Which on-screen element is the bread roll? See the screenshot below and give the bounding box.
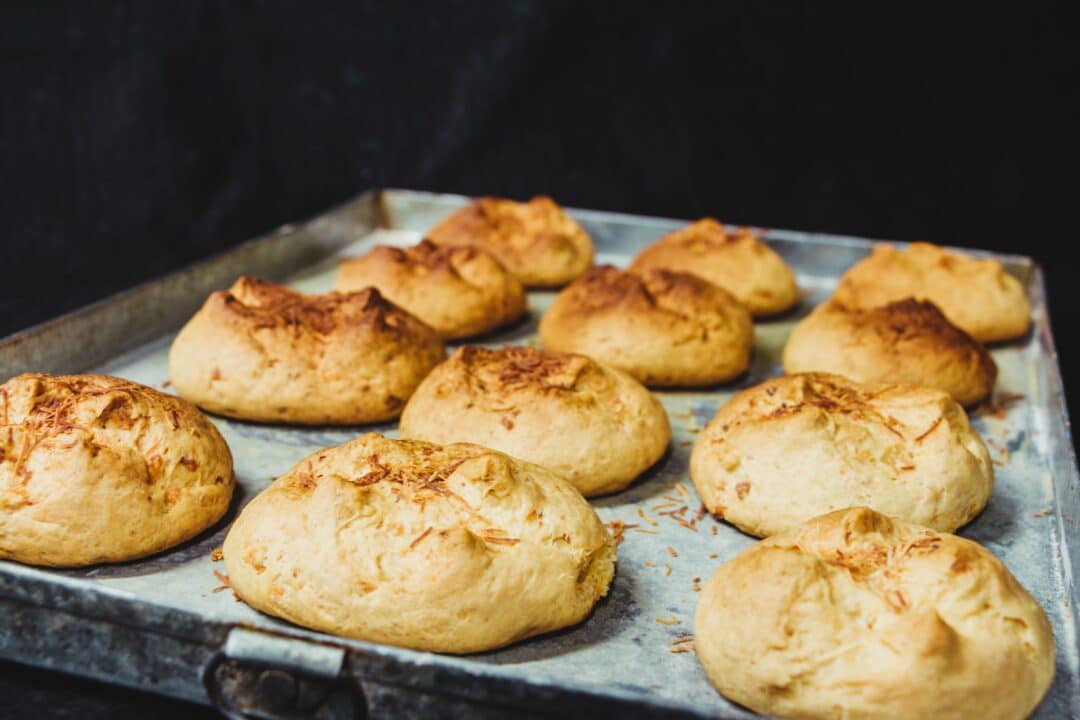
[0,373,234,566]
[833,242,1030,342]
[691,373,993,537]
[400,345,670,496]
[695,507,1055,720]
[334,239,526,340]
[782,299,996,406]
[539,265,753,387]
[630,218,799,316]
[427,196,593,287]
[223,433,615,653]
[169,277,444,424]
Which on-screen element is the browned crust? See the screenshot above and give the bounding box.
[550,265,747,328]
[647,217,760,250]
[0,373,212,444]
[334,240,527,340]
[783,298,997,406]
[832,242,1032,343]
[282,435,482,496]
[629,218,799,316]
[427,196,593,287]
[851,299,998,389]
[539,264,753,386]
[213,276,434,341]
[451,345,594,393]
[341,239,488,275]
[720,372,911,437]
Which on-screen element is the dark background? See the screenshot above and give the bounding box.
[1,2,1076,717]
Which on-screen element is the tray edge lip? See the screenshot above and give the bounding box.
[1026,261,1080,665]
[0,558,720,718]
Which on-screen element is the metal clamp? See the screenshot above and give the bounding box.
[202,628,362,720]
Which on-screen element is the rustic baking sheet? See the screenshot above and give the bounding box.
[1,190,1077,717]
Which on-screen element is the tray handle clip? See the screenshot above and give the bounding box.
[203,627,362,720]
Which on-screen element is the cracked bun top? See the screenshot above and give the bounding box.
[222,433,615,653]
[334,239,526,340]
[399,346,670,496]
[427,196,594,288]
[695,507,1054,720]
[629,218,799,316]
[833,242,1031,343]
[539,265,754,387]
[691,373,993,537]
[168,277,445,425]
[0,373,234,566]
[782,298,997,406]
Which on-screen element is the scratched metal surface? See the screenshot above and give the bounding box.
[1,190,1077,718]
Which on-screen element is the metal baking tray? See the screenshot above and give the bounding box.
[1,189,1077,718]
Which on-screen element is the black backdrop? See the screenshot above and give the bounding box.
[1,2,1077,717]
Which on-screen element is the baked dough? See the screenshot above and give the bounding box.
[0,373,234,567]
[538,265,753,387]
[399,346,670,496]
[629,218,799,316]
[223,433,615,653]
[334,239,526,340]
[169,277,444,425]
[427,196,593,287]
[695,507,1055,720]
[782,299,997,406]
[690,373,992,537]
[833,242,1031,343]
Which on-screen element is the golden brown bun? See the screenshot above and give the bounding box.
[333,239,526,340]
[833,242,1031,343]
[399,346,670,496]
[223,433,614,653]
[427,196,593,288]
[0,373,234,567]
[629,218,799,316]
[695,507,1055,720]
[538,265,753,387]
[782,299,997,406]
[690,373,993,537]
[169,277,444,425]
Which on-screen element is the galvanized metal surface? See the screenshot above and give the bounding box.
[1,189,1078,718]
